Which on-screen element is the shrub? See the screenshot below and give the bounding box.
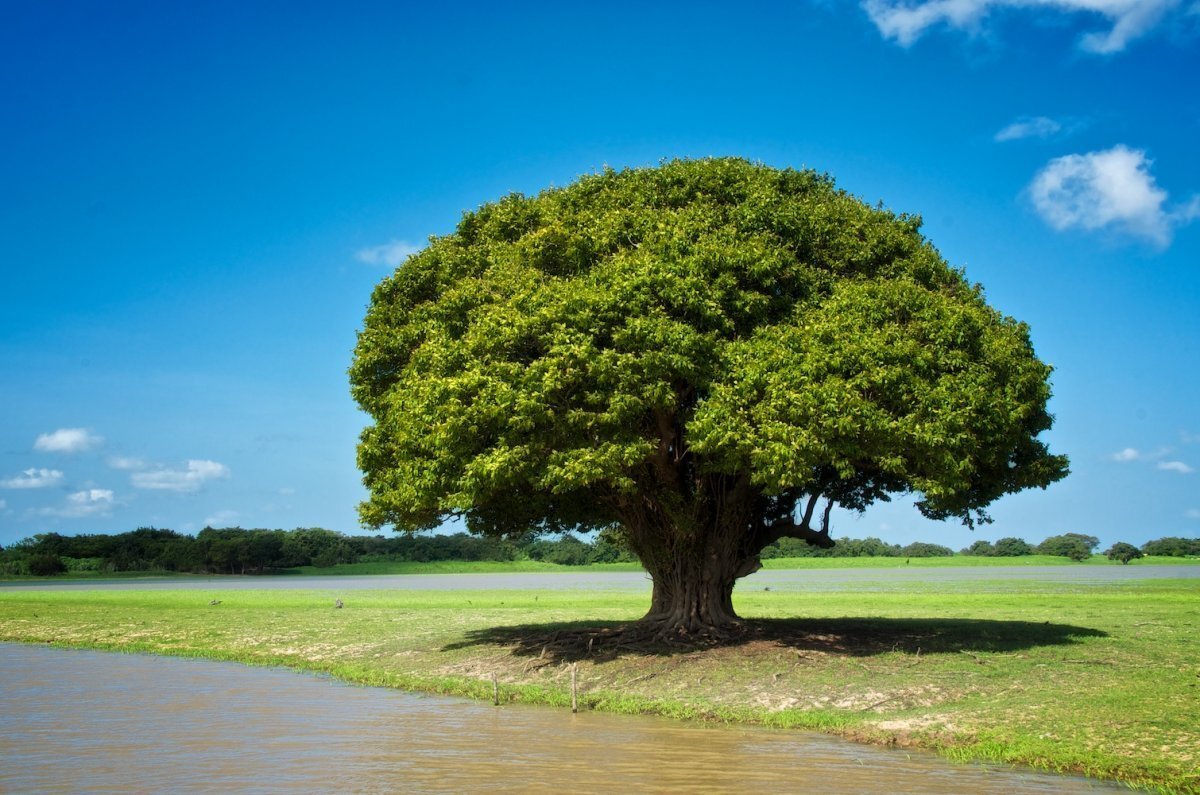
[28,554,67,576]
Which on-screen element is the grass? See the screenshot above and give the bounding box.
[1,572,1197,793]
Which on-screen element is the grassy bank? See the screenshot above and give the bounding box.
[2,574,1197,792]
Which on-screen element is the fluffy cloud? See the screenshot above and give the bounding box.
[34,428,103,453]
[1029,145,1197,246]
[1110,447,1141,462]
[131,460,230,492]
[1186,508,1200,519]
[108,456,147,471]
[1,468,65,489]
[862,0,1181,53]
[1157,460,1195,474]
[38,489,115,518]
[355,239,421,268]
[995,116,1063,142]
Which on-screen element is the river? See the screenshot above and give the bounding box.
[0,643,1124,793]
[1,563,1195,593]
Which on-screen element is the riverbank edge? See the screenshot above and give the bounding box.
[3,634,1184,795]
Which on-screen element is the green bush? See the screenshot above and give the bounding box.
[28,554,67,576]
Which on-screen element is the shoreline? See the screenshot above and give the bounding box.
[2,575,1197,793]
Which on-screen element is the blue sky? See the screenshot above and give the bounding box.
[2,1,1198,550]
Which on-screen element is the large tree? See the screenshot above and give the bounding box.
[350,158,1068,635]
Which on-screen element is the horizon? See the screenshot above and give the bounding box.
[2,2,1198,551]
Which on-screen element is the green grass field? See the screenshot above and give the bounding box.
[1,569,1197,792]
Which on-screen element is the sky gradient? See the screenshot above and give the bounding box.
[2,1,1198,550]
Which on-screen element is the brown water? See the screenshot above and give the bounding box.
[1,643,1124,794]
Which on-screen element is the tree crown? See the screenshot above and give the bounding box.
[351,158,1067,536]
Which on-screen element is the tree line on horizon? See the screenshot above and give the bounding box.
[1,527,1196,577]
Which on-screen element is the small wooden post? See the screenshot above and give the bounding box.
[570,663,578,713]
[492,673,499,706]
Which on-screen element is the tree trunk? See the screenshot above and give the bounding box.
[634,525,758,637]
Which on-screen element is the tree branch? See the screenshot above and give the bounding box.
[759,495,836,549]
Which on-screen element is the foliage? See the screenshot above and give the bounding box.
[961,539,995,556]
[1140,537,1200,557]
[26,553,67,576]
[1105,542,1143,565]
[349,157,1068,630]
[993,536,1034,556]
[4,526,1194,578]
[900,542,954,557]
[1036,533,1100,561]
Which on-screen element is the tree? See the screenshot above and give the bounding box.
[900,542,954,558]
[993,536,1033,557]
[351,158,1068,635]
[1037,533,1098,561]
[1105,542,1143,565]
[1141,537,1200,557]
[961,539,996,556]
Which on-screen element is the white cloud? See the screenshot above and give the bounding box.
[108,456,147,471]
[355,239,422,268]
[862,0,1182,53]
[1186,508,1200,519]
[1,468,65,489]
[278,487,296,496]
[995,116,1063,142]
[131,460,230,492]
[37,489,115,518]
[1029,145,1197,246]
[204,509,241,527]
[34,428,103,453]
[1157,460,1195,474]
[0,499,7,511]
[1110,447,1141,462]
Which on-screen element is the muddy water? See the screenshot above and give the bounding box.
[1,644,1122,794]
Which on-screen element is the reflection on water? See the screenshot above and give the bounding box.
[0,643,1122,794]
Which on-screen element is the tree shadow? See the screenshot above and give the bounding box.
[442,617,1107,663]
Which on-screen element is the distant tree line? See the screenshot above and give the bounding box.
[1,527,1196,576]
[0,526,640,576]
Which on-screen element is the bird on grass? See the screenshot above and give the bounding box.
[209,599,222,606]
[334,598,344,609]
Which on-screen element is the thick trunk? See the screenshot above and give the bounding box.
[636,530,760,637]
[643,562,739,635]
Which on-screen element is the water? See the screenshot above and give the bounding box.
[1,643,1125,794]
[1,563,1194,592]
